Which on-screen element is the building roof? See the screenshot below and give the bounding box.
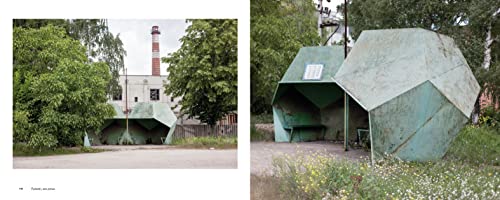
[108,102,177,128]
[334,28,480,117]
[279,46,345,83]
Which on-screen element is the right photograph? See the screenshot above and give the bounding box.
[250,0,499,199]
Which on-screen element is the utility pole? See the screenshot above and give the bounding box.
[317,0,323,39]
[125,67,128,136]
[343,0,349,151]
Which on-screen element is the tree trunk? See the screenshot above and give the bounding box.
[473,8,499,124]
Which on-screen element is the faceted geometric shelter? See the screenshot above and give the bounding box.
[273,28,480,161]
[89,102,177,145]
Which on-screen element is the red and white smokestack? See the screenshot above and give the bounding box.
[151,26,161,76]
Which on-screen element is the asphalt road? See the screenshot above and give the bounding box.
[13,146,237,169]
[251,141,370,175]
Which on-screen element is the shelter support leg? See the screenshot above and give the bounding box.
[344,93,349,151]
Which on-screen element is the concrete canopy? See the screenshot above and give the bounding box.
[272,28,480,162]
[335,28,480,116]
[91,102,177,145]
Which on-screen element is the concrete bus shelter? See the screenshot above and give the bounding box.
[88,102,177,145]
[272,28,480,161]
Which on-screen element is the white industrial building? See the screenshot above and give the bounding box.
[107,25,236,125]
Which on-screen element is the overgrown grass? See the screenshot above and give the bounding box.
[171,136,237,149]
[446,125,499,166]
[256,125,500,199]
[251,124,274,141]
[13,143,106,157]
[251,174,282,200]
[251,114,273,124]
[272,154,499,200]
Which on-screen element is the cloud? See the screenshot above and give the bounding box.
[108,19,189,75]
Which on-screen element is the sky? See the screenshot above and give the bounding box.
[107,19,189,75]
[107,1,342,76]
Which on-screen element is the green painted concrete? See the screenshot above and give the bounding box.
[272,28,480,162]
[91,102,177,145]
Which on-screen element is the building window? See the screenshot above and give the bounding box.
[171,97,174,102]
[150,89,160,101]
[112,89,122,101]
[134,97,138,102]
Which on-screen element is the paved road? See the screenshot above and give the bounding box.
[14,146,237,169]
[251,141,370,175]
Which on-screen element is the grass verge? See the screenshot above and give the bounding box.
[445,125,499,166]
[251,124,274,141]
[252,125,500,199]
[13,143,107,157]
[171,136,237,149]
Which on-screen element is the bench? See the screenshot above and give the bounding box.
[287,124,326,143]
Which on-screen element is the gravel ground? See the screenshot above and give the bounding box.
[14,146,237,169]
[251,141,370,175]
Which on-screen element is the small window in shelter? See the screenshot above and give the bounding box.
[112,89,122,101]
[134,97,138,102]
[150,89,160,101]
[171,97,174,102]
[303,64,324,80]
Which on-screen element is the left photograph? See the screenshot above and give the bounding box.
[12,19,237,169]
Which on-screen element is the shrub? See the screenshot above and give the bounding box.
[27,132,57,152]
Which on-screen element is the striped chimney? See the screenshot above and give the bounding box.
[151,26,161,76]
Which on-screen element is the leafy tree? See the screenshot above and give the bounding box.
[347,0,500,118]
[13,26,115,150]
[251,0,320,114]
[162,19,237,126]
[13,19,127,98]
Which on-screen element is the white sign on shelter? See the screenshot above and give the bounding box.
[303,64,324,80]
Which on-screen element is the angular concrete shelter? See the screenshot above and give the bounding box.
[272,28,480,161]
[89,102,177,145]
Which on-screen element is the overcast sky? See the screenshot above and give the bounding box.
[108,19,189,75]
[107,2,341,75]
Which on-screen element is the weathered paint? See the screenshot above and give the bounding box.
[334,28,480,115]
[273,107,291,142]
[279,46,344,84]
[91,102,177,145]
[83,131,91,147]
[370,81,468,161]
[272,28,480,162]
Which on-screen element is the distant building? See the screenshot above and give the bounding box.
[107,25,236,125]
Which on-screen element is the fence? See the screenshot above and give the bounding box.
[172,124,237,140]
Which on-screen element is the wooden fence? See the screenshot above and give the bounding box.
[172,124,237,139]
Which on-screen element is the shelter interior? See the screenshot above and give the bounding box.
[90,119,170,145]
[273,82,370,148]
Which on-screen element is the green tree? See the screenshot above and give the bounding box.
[13,19,127,98]
[347,0,500,117]
[162,19,237,126]
[13,26,115,150]
[251,0,320,114]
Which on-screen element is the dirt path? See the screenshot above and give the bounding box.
[251,141,370,175]
[14,146,237,169]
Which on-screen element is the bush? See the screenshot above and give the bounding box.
[480,106,500,128]
[251,114,273,124]
[27,132,57,152]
